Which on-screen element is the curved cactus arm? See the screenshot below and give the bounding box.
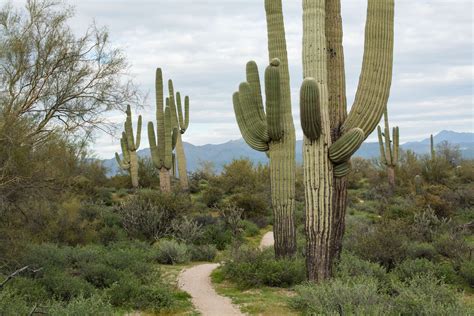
[233,92,269,152]
[115,152,129,170]
[124,105,136,150]
[120,132,130,163]
[135,115,142,149]
[171,127,178,150]
[246,61,266,122]
[300,78,322,141]
[341,0,395,138]
[334,161,352,178]
[393,126,399,163]
[238,82,270,143]
[148,121,162,168]
[329,128,365,164]
[168,80,179,129]
[176,92,185,132]
[384,125,393,164]
[377,126,388,165]
[184,96,190,131]
[265,58,283,141]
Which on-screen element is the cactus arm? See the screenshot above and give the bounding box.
[168,80,179,129]
[334,161,351,178]
[115,152,129,170]
[377,126,388,165]
[341,0,395,138]
[384,126,392,165]
[184,96,190,131]
[164,106,173,169]
[135,115,142,150]
[148,121,162,167]
[176,92,185,132]
[233,92,269,152]
[120,133,130,163]
[300,78,322,141]
[329,128,365,164]
[393,126,399,164]
[124,105,135,150]
[430,134,435,159]
[265,59,283,141]
[172,127,178,150]
[238,82,270,143]
[246,61,266,122]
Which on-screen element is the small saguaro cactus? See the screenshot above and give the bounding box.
[167,80,190,190]
[430,134,436,160]
[115,105,142,188]
[148,69,179,193]
[377,109,399,188]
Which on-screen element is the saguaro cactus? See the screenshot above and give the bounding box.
[430,134,436,160]
[232,0,297,258]
[148,69,178,193]
[301,0,394,282]
[115,105,142,188]
[378,109,399,188]
[168,81,190,190]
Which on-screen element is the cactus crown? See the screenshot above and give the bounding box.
[233,59,283,152]
[115,105,142,170]
[168,80,190,135]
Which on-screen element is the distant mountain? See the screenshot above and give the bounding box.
[102,130,473,176]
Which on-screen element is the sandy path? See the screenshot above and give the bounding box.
[259,231,275,249]
[178,263,243,316]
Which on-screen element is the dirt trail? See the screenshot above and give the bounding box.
[259,231,275,249]
[178,231,275,316]
[178,263,243,316]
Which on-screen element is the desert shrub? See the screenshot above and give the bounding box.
[117,190,192,241]
[434,232,470,261]
[154,240,190,265]
[189,244,218,262]
[199,222,232,250]
[391,275,467,315]
[39,270,96,301]
[222,247,305,288]
[201,186,224,207]
[0,288,31,315]
[460,260,474,286]
[411,208,451,242]
[48,294,114,315]
[230,192,269,219]
[79,263,121,288]
[171,216,203,244]
[404,241,438,260]
[97,225,126,245]
[290,277,388,315]
[242,220,259,237]
[6,277,49,302]
[335,252,388,287]
[392,258,438,282]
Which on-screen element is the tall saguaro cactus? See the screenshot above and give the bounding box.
[168,80,190,190]
[232,0,297,258]
[115,105,142,188]
[301,0,394,282]
[430,134,436,160]
[378,109,399,188]
[148,69,178,193]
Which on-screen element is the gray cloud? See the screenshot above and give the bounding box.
[10,0,474,158]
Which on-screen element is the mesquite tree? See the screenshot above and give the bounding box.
[232,0,297,258]
[300,0,394,282]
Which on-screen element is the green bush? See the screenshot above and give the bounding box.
[391,275,467,315]
[222,247,305,288]
[201,186,224,207]
[40,270,96,301]
[189,244,218,262]
[290,277,388,315]
[335,252,388,287]
[434,232,470,261]
[79,263,121,288]
[460,260,474,287]
[48,294,114,315]
[0,288,31,315]
[154,240,190,265]
[404,241,438,260]
[199,221,232,250]
[242,220,259,237]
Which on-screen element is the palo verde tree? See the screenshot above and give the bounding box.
[300,0,394,282]
[115,105,142,188]
[378,109,399,189]
[232,0,297,258]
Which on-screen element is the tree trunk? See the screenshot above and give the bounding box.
[159,168,171,193]
[303,0,334,282]
[175,134,189,190]
[129,151,139,188]
[265,0,297,258]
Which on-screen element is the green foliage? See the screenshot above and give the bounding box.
[242,220,260,237]
[221,247,305,288]
[154,239,190,265]
[189,244,218,262]
[201,186,224,207]
[460,260,474,287]
[48,294,115,315]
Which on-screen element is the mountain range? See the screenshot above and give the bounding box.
[103,130,473,176]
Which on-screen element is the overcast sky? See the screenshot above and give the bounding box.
[12,0,474,158]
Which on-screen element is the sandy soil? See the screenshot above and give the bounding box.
[259,231,275,249]
[178,263,244,316]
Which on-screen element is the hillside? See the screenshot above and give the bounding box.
[103,130,473,175]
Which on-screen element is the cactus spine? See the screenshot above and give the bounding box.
[115,105,142,188]
[378,109,399,188]
[232,0,296,258]
[148,69,178,193]
[301,0,394,281]
[168,81,190,190]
